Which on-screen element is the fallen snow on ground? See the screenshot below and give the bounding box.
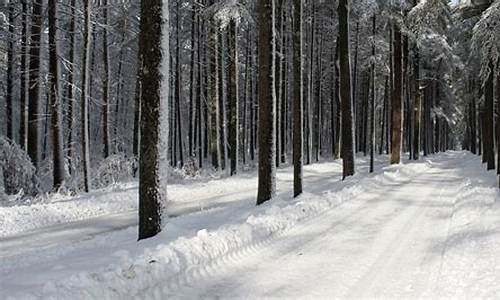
[1,152,499,299]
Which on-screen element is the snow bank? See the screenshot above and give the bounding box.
[433,153,500,298]
[22,162,430,299]
[0,183,137,238]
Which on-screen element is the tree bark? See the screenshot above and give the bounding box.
[338,0,355,179]
[390,21,403,165]
[47,0,66,189]
[228,19,239,176]
[6,1,14,140]
[484,60,495,170]
[257,0,277,205]
[102,0,111,158]
[209,25,221,170]
[28,0,44,168]
[138,0,169,241]
[81,0,93,192]
[293,0,304,197]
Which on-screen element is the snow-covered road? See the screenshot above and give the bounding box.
[1,152,499,299]
[177,159,460,298]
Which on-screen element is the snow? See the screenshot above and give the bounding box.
[1,152,499,299]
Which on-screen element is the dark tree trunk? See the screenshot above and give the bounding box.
[81,0,93,192]
[257,0,277,205]
[390,21,403,165]
[209,25,221,170]
[102,0,111,158]
[19,0,29,150]
[48,0,66,189]
[188,0,197,158]
[66,0,76,167]
[228,19,239,176]
[484,60,495,170]
[175,1,184,168]
[369,15,376,173]
[138,0,169,241]
[293,0,304,197]
[412,42,421,160]
[28,0,44,168]
[338,0,355,179]
[6,2,14,140]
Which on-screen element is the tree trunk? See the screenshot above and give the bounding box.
[188,0,197,158]
[257,0,277,205]
[6,1,14,140]
[390,21,403,165]
[293,0,304,197]
[412,41,421,160]
[102,0,111,158]
[19,0,29,150]
[338,0,355,179]
[175,2,184,168]
[306,1,315,165]
[209,25,221,170]
[138,0,169,241]
[484,60,495,170]
[28,0,44,168]
[369,15,376,173]
[228,19,239,176]
[47,0,66,189]
[81,0,93,192]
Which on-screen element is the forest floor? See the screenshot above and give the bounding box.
[1,151,499,299]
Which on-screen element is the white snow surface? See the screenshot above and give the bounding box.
[1,151,499,299]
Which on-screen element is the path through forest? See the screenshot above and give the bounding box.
[1,152,499,298]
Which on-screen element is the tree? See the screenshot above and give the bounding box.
[138,0,169,241]
[6,0,14,141]
[390,12,403,165]
[19,0,28,151]
[81,0,93,192]
[47,0,65,189]
[28,0,44,168]
[293,0,304,197]
[257,0,277,205]
[102,0,111,158]
[369,15,376,173]
[228,19,239,176]
[338,0,355,179]
[209,20,222,171]
[66,0,77,168]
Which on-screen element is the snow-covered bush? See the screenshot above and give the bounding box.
[93,153,136,188]
[0,137,38,199]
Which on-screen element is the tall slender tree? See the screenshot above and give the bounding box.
[390,16,403,165]
[228,19,239,176]
[338,0,355,179]
[257,0,277,205]
[293,0,304,197]
[48,0,66,189]
[28,0,44,168]
[102,0,111,158]
[138,0,169,241]
[81,0,93,192]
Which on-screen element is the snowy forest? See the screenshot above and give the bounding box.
[1,0,500,298]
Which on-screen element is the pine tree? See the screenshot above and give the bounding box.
[228,19,239,176]
[102,0,111,158]
[293,0,304,197]
[390,16,403,165]
[81,0,93,192]
[338,0,355,179]
[138,0,169,241]
[48,0,65,189]
[28,0,43,168]
[257,0,277,205]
